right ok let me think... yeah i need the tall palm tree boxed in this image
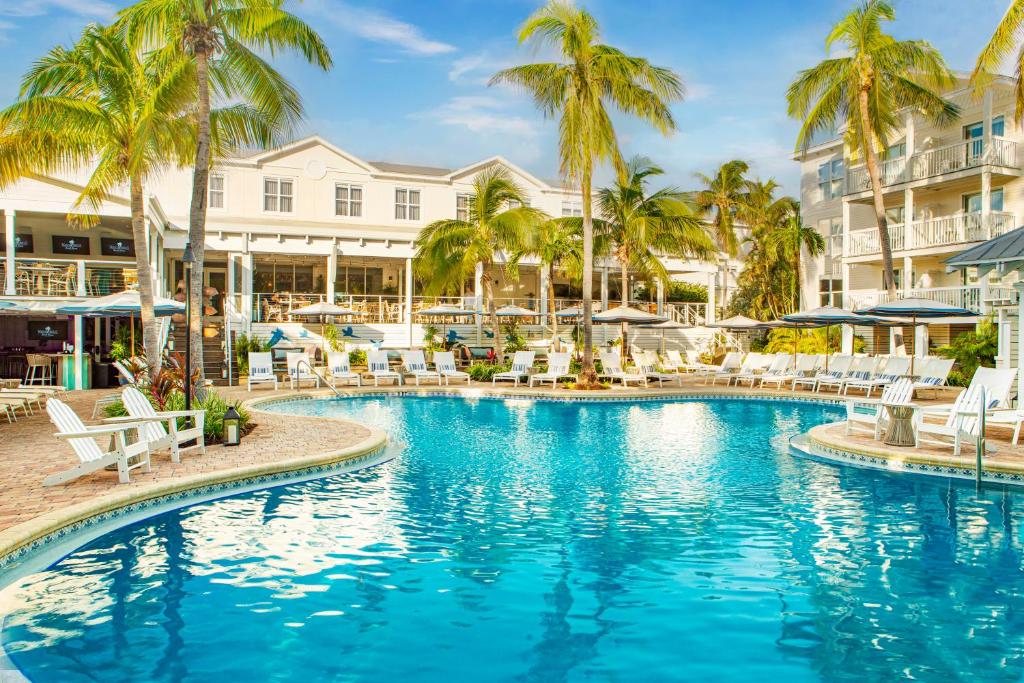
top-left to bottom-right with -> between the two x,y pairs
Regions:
117,0 -> 332,389
0,24 -> 196,377
596,156 -> 715,350
786,0 -> 957,297
765,202 -> 826,313
414,166 -> 546,357
491,0 -> 683,386
694,159 -> 750,310
972,1 -> 1024,120
730,180 -> 798,320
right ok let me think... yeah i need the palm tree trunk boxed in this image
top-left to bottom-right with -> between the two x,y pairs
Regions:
580,168 -> 597,385
547,270 -> 558,352
484,274 -> 501,359
187,48 -> 213,395
129,173 -> 159,380
858,86 -> 896,297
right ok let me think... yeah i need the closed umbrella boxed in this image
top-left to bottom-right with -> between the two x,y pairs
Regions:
856,297 -> 977,375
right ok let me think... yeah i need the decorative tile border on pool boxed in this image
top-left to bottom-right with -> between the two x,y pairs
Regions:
792,430 -> 1024,488
0,436 -> 389,573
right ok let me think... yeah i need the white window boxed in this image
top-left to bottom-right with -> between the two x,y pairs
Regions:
208,172 -> 225,209
561,199 -> 583,217
395,188 -> 420,220
963,188 -> 1004,213
817,159 -> 844,200
263,177 -> 293,212
456,193 -> 471,222
335,184 -> 362,217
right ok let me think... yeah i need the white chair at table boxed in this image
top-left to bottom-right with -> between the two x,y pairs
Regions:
845,377 -> 914,439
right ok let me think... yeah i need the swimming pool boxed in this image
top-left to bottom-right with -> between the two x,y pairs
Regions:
4,395 -> 1024,681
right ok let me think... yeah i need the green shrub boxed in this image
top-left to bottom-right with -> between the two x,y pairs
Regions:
104,390 -> 250,443
634,281 -> 708,303
322,324 -> 343,352
468,362 -> 510,381
348,348 -> 367,367
937,319 -> 998,387
234,334 -> 272,375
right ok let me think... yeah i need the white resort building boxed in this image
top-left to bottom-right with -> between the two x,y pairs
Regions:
0,136 -> 720,387
798,75 -> 1022,358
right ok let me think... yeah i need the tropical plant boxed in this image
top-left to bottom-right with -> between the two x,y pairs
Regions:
414,166 -> 546,356
764,327 -> 864,354
467,361 -> 511,382
694,159 -> 749,307
972,0 -> 1024,121
937,318 -> 998,387
118,0 -> 333,391
321,324 -> 343,353
764,202 -> 826,313
634,281 -> 708,303
502,323 -> 527,353
0,24 -> 196,378
491,0 -> 683,386
786,0 -> 958,297
234,333 -> 272,374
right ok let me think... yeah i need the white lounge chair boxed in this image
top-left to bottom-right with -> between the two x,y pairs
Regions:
44,398 -> 151,486
403,350 -> 441,385
286,351 -> 321,389
913,358 -> 954,397
598,351 -> 647,387
247,352 -> 279,392
634,351 -> 681,387
841,356 -> 910,397
792,354 -> 850,391
676,349 -> 719,375
367,350 -> 403,385
706,352 -> 754,386
434,351 -> 470,385
729,353 -> 776,387
529,352 -> 576,387
327,352 -> 362,388
761,354 -> 816,389
111,386 -> 206,462
817,355 -> 872,393
845,378 -> 914,439
493,351 -> 535,386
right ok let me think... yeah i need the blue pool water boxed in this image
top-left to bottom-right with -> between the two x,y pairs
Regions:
4,396 -> 1024,682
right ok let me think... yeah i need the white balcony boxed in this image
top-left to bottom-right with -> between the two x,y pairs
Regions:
845,137 -> 1018,194
850,286 -> 984,314
845,212 -> 1015,257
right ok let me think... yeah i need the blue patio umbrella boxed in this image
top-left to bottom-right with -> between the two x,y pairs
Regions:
781,305 -> 892,371
57,290 -> 185,353
0,300 -> 26,311
855,297 -> 978,375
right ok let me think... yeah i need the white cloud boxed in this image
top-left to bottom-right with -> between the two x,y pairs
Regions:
0,0 -> 114,17
686,82 -> 713,102
306,0 -> 455,56
448,51 -> 512,85
415,95 -> 537,137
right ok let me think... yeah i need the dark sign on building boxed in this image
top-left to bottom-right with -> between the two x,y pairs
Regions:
0,233 -> 33,253
51,235 -> 91,255
28,320 -> 69,342
100,237 -> 135,257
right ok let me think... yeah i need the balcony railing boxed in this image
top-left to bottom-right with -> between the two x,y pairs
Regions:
879,286 -> 983,313
0,257 -> 137,297
845,137 -> 1018,194
845,212 -> 1014,257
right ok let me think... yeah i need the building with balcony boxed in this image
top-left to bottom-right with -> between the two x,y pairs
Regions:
0,136 -> 721,385
797,75 -> 1021,352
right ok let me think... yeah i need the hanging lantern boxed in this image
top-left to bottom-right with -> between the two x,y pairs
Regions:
223,406 -> 241,446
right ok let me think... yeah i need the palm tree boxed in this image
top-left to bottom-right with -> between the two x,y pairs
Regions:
491,0 -> 683,386
0,24 -> 196,377
972,1 -> 1024,120
786,0 -> 957,297
597,155 -> 715,350
694,159 -> 750,310
729,180 -> 798,320
414,166 -> 546,357
765,202 -> 826,313
117,0 -> 332,389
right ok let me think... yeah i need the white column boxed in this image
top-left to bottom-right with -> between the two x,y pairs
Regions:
902,256 -> 913,296
706,271 -> 716,324
73,315 -> 84,390
600,266 -> 609,310
1016,282 -> 1024,403
997,308 -> 1011,368
474,262 -> 483,343
982,171 -> 992,238
904,187 -> 914,249
656,279 -> 665,316
904,111 -> 915,181
983,88 -> 994,162
539,264 -> 549,319
841,324 -> 854,354
76,260 -> 87,297
4,210 -> 15,295
405,257 -> 414,347
915,325 -> 929,358
241,252 -> 253,333
326,245 -> 337,303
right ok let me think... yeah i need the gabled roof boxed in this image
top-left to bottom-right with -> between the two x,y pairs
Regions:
369,161 -> 451,177
238,135 -> 378,172
945,225 -> 1024,275
447,155 -> 556,190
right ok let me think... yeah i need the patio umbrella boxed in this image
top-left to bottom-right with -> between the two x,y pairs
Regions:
0,300 -> 26,311
554,306 -> 583,319
856,297 -> 977,375
593,305 -> 666,355
705,314 -> 763,329
416,304 -> 478,347
57,290 -> 185,352
288,302 -> 361,350
782,305 -> 888,372
495,304 -> 540,318
639,319 -> 688,353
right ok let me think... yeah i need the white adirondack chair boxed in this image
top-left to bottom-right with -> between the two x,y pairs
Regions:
327,352 -> 362,387
367,350 -> 403,385
845,378 -> 914,439
493,351 -> 535,386
247,352 -> 278,392
111,386 -> 206,462
529,352 -> 576,387
434,351 -> 470,385
403,350 -> 441,385
915,385 -> 988,456
45,398 -> 151,486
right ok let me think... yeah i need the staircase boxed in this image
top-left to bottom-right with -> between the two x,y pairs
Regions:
169,322 -> 237,386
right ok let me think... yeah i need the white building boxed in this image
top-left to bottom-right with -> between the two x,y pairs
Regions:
0,136 -> 718,385
796,75 -> 1021,354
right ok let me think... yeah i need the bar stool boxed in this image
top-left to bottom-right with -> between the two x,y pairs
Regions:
24,353 -> 52,385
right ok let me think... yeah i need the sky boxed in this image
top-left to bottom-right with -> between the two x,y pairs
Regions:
0,0 -> 1010,196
